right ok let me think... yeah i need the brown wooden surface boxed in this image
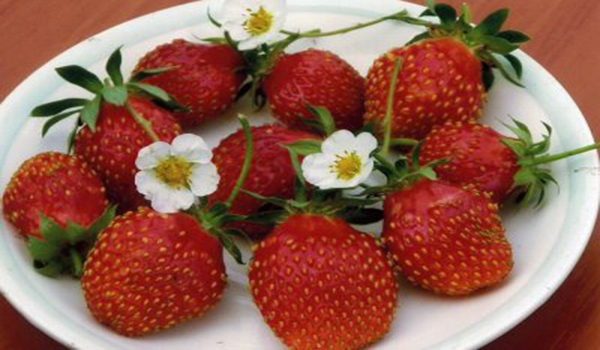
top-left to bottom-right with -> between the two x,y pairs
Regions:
0,0 -> 599,349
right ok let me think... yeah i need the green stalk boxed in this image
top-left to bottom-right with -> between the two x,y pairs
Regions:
69,248 -> 83,278
523,143 -> 600,166
125,102 -> 160,142
391,138 -> 419,147
380,58 -> 403,157
225,115 -> 254,207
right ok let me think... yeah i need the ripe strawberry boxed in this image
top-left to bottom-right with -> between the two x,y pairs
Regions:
31,47 -> 182,211
383,180 -> 513,296
263,49 -> 365,132
209,124 -> 318,239
249,214 -> 398,350
81,207 -> 226,337
133,40 -> 246,127
420,121 -> 600,205
364,3 -> 529,139
2,152 -> 114,277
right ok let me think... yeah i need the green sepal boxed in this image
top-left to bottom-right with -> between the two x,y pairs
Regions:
207,8 -> 223,28
243,210 -> 286,225
129,67 -> 173,83
503,54 -> 523,78
106,47 -> 124,86
497,30 -> 530,43
27,206 -> 116,278
473,9 -> 509,37
241,189 -> 289,208
215,230 -> 244,265
55,65 -> 104,94
101,85 -> 128,106
305,104 -> 336,136
42,110 -> 80,137
338,207 -> 384,225
127,82 -> 187,111
285,139 -> 322,156
80,95 -> 102,131
31,98 -> 88,117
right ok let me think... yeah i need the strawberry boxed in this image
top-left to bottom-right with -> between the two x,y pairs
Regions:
364,3 -> 529,140
263,49 -> 365,132
209,124 -> 318,239
2,152 -> 114,277
133,40 -> 246,127
420,120 -> 600,205
383,179 -> 513,296
249,214 -> 398,350
81,207 -> 226,336
31,47 -> 182,211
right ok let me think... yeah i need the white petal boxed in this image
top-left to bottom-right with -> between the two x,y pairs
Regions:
171,134 -> 213,164
321,130 -> 356,155
224,22 -> 252,41
354,132 -> 378,158
135,171 -> 165,200
135,141 -> 170,170
189,163 -> 221,197
302,153 -> 338,189
151,188 -> 196,214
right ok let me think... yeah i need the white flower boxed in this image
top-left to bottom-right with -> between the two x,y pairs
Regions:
302,130 -> 378,190
221,0 -> 287,50
135,134 -> 220,213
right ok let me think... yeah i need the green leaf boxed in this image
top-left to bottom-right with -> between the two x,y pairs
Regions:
481,63 -> 495,91
85,205 -> 117,243
480,35 -> 519,54
244,210 -> 286,225
434,4 -> 457,24
67,121 -> 80,154
285,139 -> 322,156
101,85 -> 128,106
459,3 -> 473,23
241,189 -> 288,208
425,0 -> 436,12
339,207 -> 384,225
33,259 -> 65,277
106,47 -> 124,86
127,82 -> 170,102
285,147 -> 307,190
207,8 -> 223,28
31,98 -> 88,117
129,67 -> 173,82
503,54 -> 523,78
497,30 -> 530,43
42,110 -> 79,137
55,65 -> 104,94
209,202 -> 230,217
306,104 -> 336,136
80,95 -> 102,131
217,233 -> 244,265
419,167 -> 438,180
501,138 -> 527,157
420,9 -> 436,17
474,9 -> 509,36
406,32 -> 432,45
411,142 -> 424,168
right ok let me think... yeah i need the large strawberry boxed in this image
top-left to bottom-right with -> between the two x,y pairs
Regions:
364,2 -> 529,139
209,124 -> 318,239
133,40 -> 246,127
249,213 -> 398,349
31,48 -> 181,211
263,49 -> 365,132
81,207 -> 225,336
2,152 -> 114,277
419,120 -> 600,205
382,179 -> 512,296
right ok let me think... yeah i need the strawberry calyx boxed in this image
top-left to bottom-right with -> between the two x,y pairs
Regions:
407,0 -> 529,90
31,47 -> 183,151
27,206 -> 116,278
501,119 -> 600,207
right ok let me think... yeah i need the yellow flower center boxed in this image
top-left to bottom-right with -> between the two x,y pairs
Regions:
244,6 -> 274,36
332,152 -> 362,181
154,156 -> 193,189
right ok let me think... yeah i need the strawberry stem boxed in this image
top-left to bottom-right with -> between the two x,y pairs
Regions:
524,143 -> 600,166
380,59 -> 403,158
225,115 -> 254,207
125,102 -> 160,142
69,247 -> 83,278
391,138 -> 419,147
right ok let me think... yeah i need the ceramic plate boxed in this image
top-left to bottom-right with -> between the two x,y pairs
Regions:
0,0 -> 598,349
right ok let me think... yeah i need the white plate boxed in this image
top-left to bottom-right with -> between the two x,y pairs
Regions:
0,0 -> 598,349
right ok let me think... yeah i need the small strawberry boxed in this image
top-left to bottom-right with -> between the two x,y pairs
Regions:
420,120 -> 600,205
31,47 -> 182,211
133,40 -> 246,127
382,180 -> 512,296
249,214 -> 398,350
263,49 -> 365,132
364,2 -> 529,139
209,124 -> 318,239
81,207 -> 226,336
2,152 -> 115,277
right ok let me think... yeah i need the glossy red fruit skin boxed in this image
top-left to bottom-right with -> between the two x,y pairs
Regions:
209,124 -> 318,239
74,95 -> 181,211
134,40 -> 246,127
81,207 -> 226,337
420,122 -> 519,202
365,38 -> 485,140
264,49 -> 365,132
249,214 -> 398,350
2,152 -> 109,239
383,180 -> 513,296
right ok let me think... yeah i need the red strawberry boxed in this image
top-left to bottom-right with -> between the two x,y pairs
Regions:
74,95 -> 180,210
263,49 -> 365,132
383,180 -> 513,296
2,152 -> 114,277
133,40 -> 246,127
209,124 -> 318,239
364,4 -> 528,140
3,152 -> 108,239
81,207 -> 226,337
249,214 -> 398,350
32,48 -> 182,211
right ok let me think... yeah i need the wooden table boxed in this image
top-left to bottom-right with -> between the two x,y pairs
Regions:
0,0 -> 599,349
